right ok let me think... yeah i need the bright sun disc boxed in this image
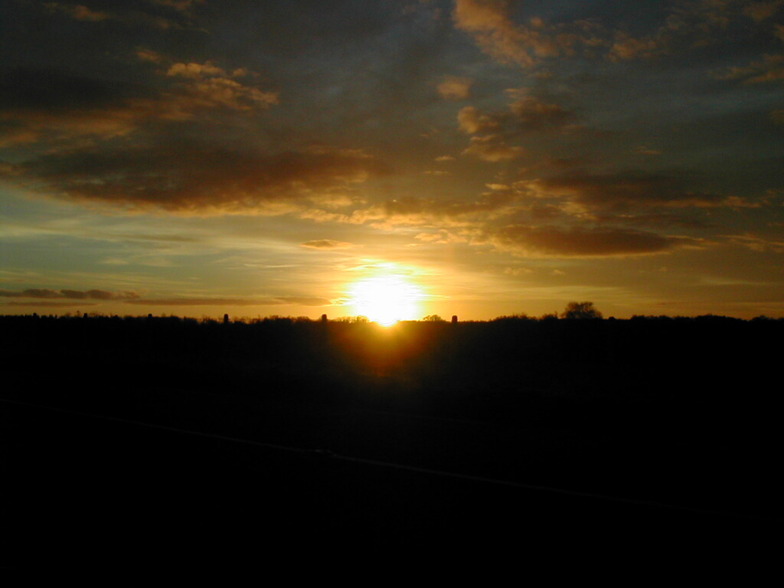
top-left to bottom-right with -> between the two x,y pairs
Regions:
349,274 -> 424,326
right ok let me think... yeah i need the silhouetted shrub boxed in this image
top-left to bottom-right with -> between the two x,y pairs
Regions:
561,301 -> 602,320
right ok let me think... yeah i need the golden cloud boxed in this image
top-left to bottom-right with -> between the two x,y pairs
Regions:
452,0 -> 538,67
124,296 -> 331,306
44,3 -> 110,22
521,172 -> 748,211
13,142 -> 386,215
301,239 -> 355,249
490,224 -> 679,257
0,63 -> 278,149
438,76 -> 474,100
0,289 -> 141,300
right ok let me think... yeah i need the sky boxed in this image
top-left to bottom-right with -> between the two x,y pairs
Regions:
1,0 -> 783,321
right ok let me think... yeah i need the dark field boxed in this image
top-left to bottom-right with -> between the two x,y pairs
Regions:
2,315 -> 782,570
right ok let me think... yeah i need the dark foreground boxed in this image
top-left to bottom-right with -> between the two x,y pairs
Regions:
2,315 -> 782,571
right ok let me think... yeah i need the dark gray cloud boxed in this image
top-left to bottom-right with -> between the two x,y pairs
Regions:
124,295 -> 331,306
0,58 -> 278,148
11,142 -> 387,214
0,288 -> 141,300
490,224 -> 683,257
1,301 -> 98,307
521,171 -> 749,211
301,239 -> 355,249
454,0 -> 784,67
0,66 -> 139,113
457,92 -> 578,159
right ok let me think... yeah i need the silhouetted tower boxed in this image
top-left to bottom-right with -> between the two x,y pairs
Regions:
223,313 -> 230,324
451,315 -> 458,324
321,314 -> 328,323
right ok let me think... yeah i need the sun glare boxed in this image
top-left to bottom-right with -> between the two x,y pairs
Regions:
348,273 -> 424,326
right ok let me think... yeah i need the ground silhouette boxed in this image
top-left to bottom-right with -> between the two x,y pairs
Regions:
2,313 -> 781,569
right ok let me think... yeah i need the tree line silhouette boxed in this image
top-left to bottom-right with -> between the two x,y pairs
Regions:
4,304 -> 780,422
4,303 -> 781,559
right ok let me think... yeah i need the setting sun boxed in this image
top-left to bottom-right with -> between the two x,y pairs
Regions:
348,274 -> 424,326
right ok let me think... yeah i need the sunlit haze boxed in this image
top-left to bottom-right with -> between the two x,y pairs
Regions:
349,272 -> 425,325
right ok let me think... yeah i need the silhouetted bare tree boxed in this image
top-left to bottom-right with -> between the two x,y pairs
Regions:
561,301 -> 602,320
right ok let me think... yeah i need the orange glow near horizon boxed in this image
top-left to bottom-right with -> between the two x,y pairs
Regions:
348,272 -> 425,326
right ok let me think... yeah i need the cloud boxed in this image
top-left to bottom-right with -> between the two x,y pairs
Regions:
0,76 -> 145,142
743,1 -> 784,22
453,0 -> 531,65
451,0 -> 567,67
39,0 -> 196,30
333,187 -> 521,230
44,3 -> 109,22
276,296 -> 334,307
11,142 -> 386,215
598,212 -> 715,230
437,76 -> 473,100
152,0 -> 205,14
0,60 -> 278,149
452,0 -> 782,68
0,289 -> 141,300
457,106 -> 499,134
136,48 -> 165,64
724,232 -> 784,253
716,53 -> 784,84
452,0 -> 612,67
123,296 -> 332,306
162,60 -> 279,111
167,61 -> 226,79
607,32 -> 665,62
462,134 -> 525,161
167,73 -> 279,113
520,171 -> 749,212
0,67 -> 138,115
1,301 -> 99,308
458,93 -> 576,135
457,92 -> 575,161
301,239 -> 355,249
490,224 -> 682,257
634,145 -> 663,156
608,0 -> 784,62
506,90 -> 576,130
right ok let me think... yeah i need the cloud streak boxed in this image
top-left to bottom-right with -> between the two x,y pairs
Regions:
490,224 -> 687,257
301,240 -> 355,249
451,0 -> 602,67
7,142 -> 386,215
0,289 -> 141,300
124,296 -> 332,307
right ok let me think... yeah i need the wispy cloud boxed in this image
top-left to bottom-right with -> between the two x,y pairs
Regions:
44,3 -> 109,22
716,53 -> 784,84
437,76 -> 473,100
301,239 -> 355,249
451,0 -> 600,67
489,224 -> 689,257
6,142 -> 386,215
0,288 -> 140,300
124,296 -> 332,307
